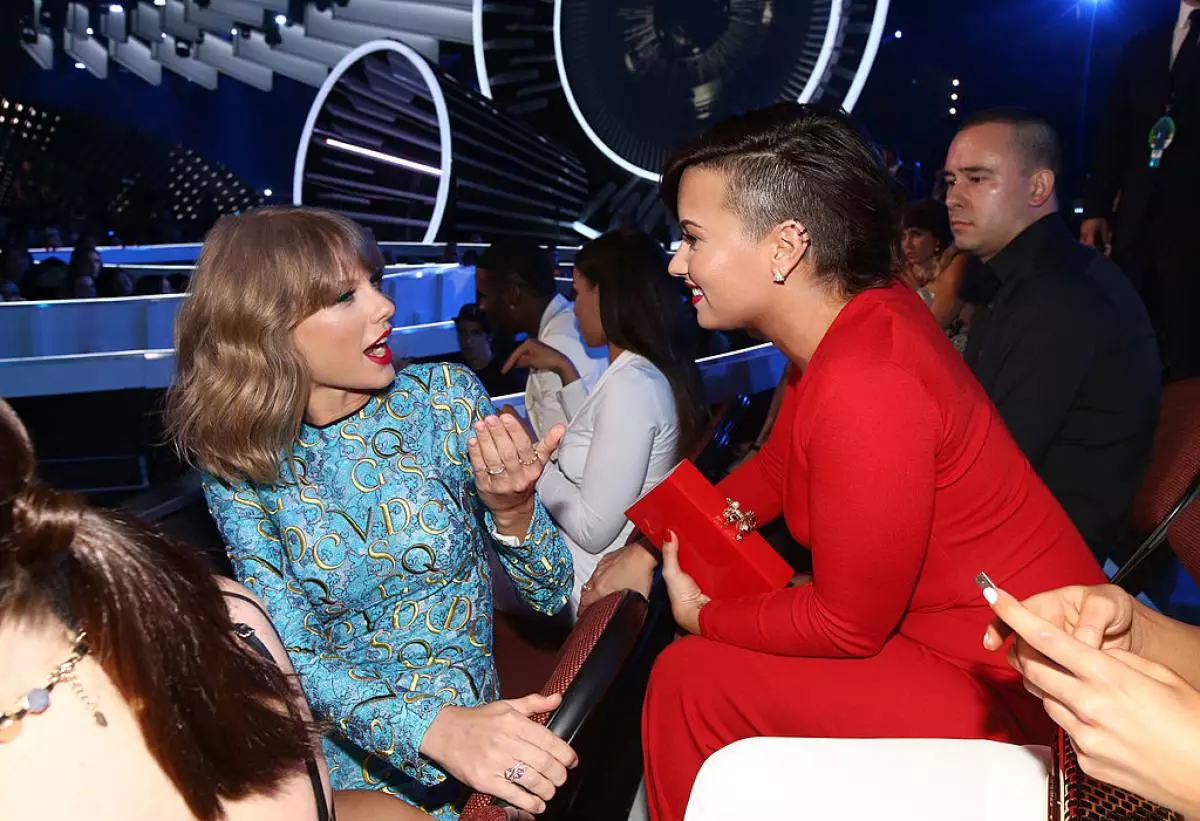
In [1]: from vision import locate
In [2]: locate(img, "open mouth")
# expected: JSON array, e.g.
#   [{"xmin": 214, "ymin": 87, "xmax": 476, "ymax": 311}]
[
  {"xmin": 687, "ymin": 281, "xmax": 704, "ymax": 305},
  {"xmin": 363, "ymin": 328, "xmax": 393, "ymax": 365}
]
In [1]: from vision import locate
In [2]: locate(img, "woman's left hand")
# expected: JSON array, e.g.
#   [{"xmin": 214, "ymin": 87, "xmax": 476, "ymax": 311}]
[
  {"xmin": 661, "ymin": 530, "xmax": 711, "ymax": 635},
  {"xmin": 985, "ymin": 583, "xmax": 1200, "ymax": 817},
  {"xmin": 468, "ymin": 414, "xmax": 564, "ymax": 538}
]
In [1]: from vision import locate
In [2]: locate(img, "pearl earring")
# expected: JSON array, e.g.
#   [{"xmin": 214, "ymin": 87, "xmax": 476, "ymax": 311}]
[{"xmin": 772, "ymin": 269, "xmax": 786, "ymax": 284}]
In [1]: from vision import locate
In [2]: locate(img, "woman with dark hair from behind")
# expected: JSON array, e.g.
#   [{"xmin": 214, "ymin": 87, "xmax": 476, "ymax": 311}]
[
  {"xmin": 0, "ymin": 398, "xmax": 438, "ymax": 821},
  {"xmin": 576, "ymin": 103, "xmax": 1105, "ymax": 819},
  {"xmin": 502, "ymin": 229, "xmax": 708, "ymax": 613}
]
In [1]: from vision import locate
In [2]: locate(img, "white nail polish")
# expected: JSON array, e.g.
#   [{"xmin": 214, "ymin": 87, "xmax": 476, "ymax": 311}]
[{"xmin": 975, "ymin": 571, "xmax": 999, "ymax": 605}]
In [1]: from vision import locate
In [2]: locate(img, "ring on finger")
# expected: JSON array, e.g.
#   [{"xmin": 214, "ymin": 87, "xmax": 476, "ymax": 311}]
[
  {"xmin": 487, "ymin": 465, "xmax": 507, "ymax": 476},
  {"xmin": 518, "ymin": 452, "xmax": 540, "ymax": 467},
  {"xmin": 503, "ymin": 762, "xmax": 527, "ymax": 783}
]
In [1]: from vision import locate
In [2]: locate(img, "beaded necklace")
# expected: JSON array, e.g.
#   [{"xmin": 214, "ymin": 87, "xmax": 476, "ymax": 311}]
[{"xmin": 0, "ymin": 630, "xmax": 107, "ymax": 743}]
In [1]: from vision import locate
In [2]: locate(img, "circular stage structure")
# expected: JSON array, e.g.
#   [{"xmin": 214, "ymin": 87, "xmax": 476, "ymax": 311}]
[
  {"xmin": 473, "ymin": 0, "xmax": 890, "ymax": 183},
  {"xmin": 294, "ymin": 40, "xmax": 589, "ymax": 244}
]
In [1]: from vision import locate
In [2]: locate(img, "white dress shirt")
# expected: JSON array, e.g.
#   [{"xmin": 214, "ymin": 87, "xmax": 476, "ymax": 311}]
[
  {"xmin": 524, "ymin": 294, "xmax": 609, "ymax": 439},
  {"xmin": 536, "ymin": 350, "xmax": 681, "ymax": 608},
  {"xmin": 1173, "ymin": 1, "xmax": 1197, "ymax": 64}
]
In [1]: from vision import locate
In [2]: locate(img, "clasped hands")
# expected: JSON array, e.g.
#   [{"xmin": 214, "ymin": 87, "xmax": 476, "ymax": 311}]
[
  {"xmin": 982, "ymin": 580, "xmax": 1200, "ymax": 817},
  {"xmin": 467, "ymin": 412, "xmax": 564, "ymax": 539}
]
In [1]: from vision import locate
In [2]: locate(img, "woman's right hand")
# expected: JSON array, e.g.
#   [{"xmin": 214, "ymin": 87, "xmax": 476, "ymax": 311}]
[
  {"xmin": 984, "ymin": 583, "xmax": 1137, "ymax": 656},
  {"xmin": 420, "ymin": 693, "xmax": 577, "ymax": 814}
]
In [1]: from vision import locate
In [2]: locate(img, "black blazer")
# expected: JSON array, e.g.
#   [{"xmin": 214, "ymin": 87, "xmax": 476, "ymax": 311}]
[{"xmin": 1084, "ymin": 19, "xmax": 1200, "ymax": 248}]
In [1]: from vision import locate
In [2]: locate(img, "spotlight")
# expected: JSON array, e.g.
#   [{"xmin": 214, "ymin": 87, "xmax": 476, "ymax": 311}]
[
  {"xmin": 950, "ymin": 93, "xmax": 959, "ymax": 101},
  {"xmin": 894, "ymin": 30, "xmax": 903, "ymax": 39},
  {"xmin": 74, "ymin": 62, "xmax": 86, "ymax": 69},
  {"xmin": 949, "ymin": 107, "xmax": 958, "ymax": 115},
  {"xmin": 230, "ymin": 26, "xmax": 238, "ymax": 36},
  {"xmin": 109, "ymin": 4, "xmax": 124, "ymax": 13},
  {"xmin": 86, "ymin": 26, "xmax": 94, "ymax": 34},
  {"xmin": 274, "ymin": 13, "xmax": 287, "ymax": 25},
  {"xmin": 952, "ymin": 78, "xmax": 961, "ymax": 87},
  {"xmin": 175, "ymin": 39, "xmax": 191, "ymax": 57},
  {"xmin": 263, "ymin": 188, "xmax": 273, "ymax": 197}
]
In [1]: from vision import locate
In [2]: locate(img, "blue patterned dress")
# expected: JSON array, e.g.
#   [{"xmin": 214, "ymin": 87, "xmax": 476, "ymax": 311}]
[{"xmin": 203, "ymin": 363, "xmax": 572, "ymax": 819}]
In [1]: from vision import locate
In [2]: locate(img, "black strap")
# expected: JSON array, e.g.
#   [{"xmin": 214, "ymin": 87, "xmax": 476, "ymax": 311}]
[{"xmin": 221, "ymin": 590, "xmax": 333, "ymax": 821}]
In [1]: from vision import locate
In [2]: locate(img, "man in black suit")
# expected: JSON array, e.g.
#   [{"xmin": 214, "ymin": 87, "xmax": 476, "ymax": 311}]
[{"xmin": 1081, "ymin": 1, "xmax": 1200, "ymax": 380}]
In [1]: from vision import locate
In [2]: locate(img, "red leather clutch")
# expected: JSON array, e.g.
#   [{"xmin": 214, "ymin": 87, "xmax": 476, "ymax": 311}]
[{"xmin": 625, "ymin": 460, "xmax": 794, "ymax": 601}]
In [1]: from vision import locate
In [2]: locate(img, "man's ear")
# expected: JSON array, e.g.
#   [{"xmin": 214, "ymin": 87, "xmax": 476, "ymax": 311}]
[{"xmin": 1029, "ymin": 169, "xmax": 1056, "ymax": 208}]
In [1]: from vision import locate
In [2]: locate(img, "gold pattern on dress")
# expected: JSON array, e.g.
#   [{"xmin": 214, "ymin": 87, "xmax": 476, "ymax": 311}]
[
  {"xmin": 379, "ymin": 497, "xmax": 413, "ymax": 535},
  {"xmin": 312, "ymin": 532, "xmax": 345, "ymax": 571},
  {"xmin": 417, "ymin": 499, "xmax": 449, "ymax": 535},
  {"xmin": 331, "ymin": 506, "xmax": 374, "ymax": 543},
  {"xmin": 369, "ymin": 633, "xmax": 396, "ymax": 661},
  {"xmin": 282, "ymin": 525, "xmax": 307, "ymax": 563},
  {"xmin": 239, "ymin": 554, "xmax": 284, "ymax": 579},
  {"xmin": 392, "ymin": 601, "xmax": 420, "ymax": 631},
  {"xmin": 400, "ymin": 543, "xmax": 438, "ymax": 575},
  {"xmin": 367, "ymin": 539, "xmax": 399, "ymax": 569},
  {"xmin": 350, "ymin": 457, "xmax": 386, "ymax": 493}
]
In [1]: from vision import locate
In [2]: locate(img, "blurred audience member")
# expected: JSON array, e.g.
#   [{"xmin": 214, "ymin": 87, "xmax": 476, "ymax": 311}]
[
  {"xmin": 26, "ymin": 258, "xmax": 67, "ymax": 301},
  {"xmin": 945, "ymin": 109, "xmax": 1161, "ymax": 561},
  {"xmin": 883, "ymin": 145, "xmax": 926, "ymax": 201},
  {"xmin": 67, "ymin": 239, "xmax": 101, "ymax": 285},
  {"xmin": 96, "ymin": 268, "xmax": 135, "ymax": 298},
  {"xmin": 0, "ymin": 245, "xmax": 32, "ymax": 298},
  {"xmin": 167, "ymin": 273, "xmax": 190, "ymax": 294},
  {"xmin": 452, "ymin": 302, "xmax": 526, "ymax": 396},
  {"xmin": 901, "ymin": 200, "xmax": 970, "ymax": 331},
  {"xmin": 132, "ymin": 275, "xmax": 173, "ymax": 297}
]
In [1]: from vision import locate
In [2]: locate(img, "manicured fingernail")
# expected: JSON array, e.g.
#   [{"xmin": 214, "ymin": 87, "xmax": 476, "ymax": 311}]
[
  {"xmin": 975, "ymin": 571, "xmax": 998, "ymax": 605},
  {"xmin": 983, "ymin": 629, "xmax": 998, "ymax": 650}
]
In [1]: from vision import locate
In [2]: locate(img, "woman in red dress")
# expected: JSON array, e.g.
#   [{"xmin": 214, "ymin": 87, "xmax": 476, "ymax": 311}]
[{"xmin": 627, "ymin": 104, "xmax": 1107, "ymax": 819}]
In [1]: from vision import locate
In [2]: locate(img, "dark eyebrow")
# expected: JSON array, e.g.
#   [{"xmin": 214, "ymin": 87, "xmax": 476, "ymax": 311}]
[{"xmin": 956, "ymin": 166, "xmax": 993, "ymax": 176}]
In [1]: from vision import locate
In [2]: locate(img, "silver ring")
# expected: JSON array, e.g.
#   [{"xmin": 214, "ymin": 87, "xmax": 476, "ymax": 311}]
[
  {"xmin": 503, "ymin": 762, "xmax": 527, "ymax": 783},
  {"xmin": 518, "ymin": 452, "xmax": 540, "ymax": 467},
  {"xmin": 581, "ymin": 582, "xmax": 592, "ymax": 593},
  {"xmin": 486, "ymin": 465, "xmax": 506, "ymax": 476}
]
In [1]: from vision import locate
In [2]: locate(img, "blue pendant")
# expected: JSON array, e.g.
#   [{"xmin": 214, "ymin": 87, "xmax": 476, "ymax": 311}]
[{"xmin": 24, "ymin": 688, "xmax": 50, "ymax": 714}]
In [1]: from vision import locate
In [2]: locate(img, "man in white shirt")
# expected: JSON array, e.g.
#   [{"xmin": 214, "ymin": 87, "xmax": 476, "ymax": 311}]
[
  {"xmin": 474, "ymin": 240, "xmax": 608, "ymax": 438},
  {"xmin": 1080, "ymin": 0, "xmax": 1200, "ymax": 380}
]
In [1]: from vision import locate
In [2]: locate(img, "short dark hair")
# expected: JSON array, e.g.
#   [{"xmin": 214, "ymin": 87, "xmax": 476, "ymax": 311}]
[
  {"xmin": 454, "ymin": 301, "xmax": 489, "ymax": 332},
  {"xmin": 476, "ymin": 239, "xmax": 556, "ymax": 298},
  {"xmin": 661, "ymin": 102, "xmax": 898, "ymax": 297},
  {"xmin": 902, "ymin": 199, "xmax": 953, "ymax": 249},
  {"xmin": 960, "ymin": 108, "xmax": 1062, "ymax": 180}
]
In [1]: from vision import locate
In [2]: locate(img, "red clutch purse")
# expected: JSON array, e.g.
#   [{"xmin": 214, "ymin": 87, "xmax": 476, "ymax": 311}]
[
  {"xmin": 1050, "ymin": 727, "xmax": 1182, "ymax": 821},
  {"xmin": 625, "ymin": 460, "xmax": 794, "ymax": 601}
]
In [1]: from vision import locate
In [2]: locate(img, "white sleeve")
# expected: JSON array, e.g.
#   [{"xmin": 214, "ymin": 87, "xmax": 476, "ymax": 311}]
[{"xmin": 536, "ymin": 377, "xmax": 662, "ymax": 554}]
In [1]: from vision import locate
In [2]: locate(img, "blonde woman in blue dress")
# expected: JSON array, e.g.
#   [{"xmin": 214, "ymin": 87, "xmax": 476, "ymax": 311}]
[{"xmin": 168, "ymin": 208, "xmax": 575, "ymax": 819}]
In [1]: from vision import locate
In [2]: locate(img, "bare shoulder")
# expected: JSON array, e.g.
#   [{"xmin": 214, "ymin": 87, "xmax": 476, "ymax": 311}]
[{"xmin": 214, "ymin": 577, "xmax": 297, "ymax": 676}]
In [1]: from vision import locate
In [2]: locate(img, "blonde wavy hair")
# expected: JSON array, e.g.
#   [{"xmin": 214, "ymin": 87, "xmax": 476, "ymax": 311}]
[{"xmin": 167, "ymin": 207, "xmax": 383, "ymax": 485}]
